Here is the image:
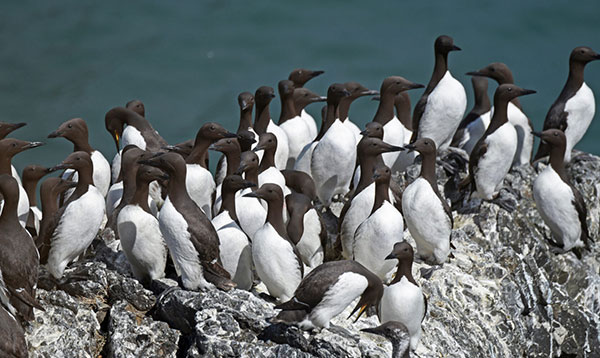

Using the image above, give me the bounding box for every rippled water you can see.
[1,0,599,173]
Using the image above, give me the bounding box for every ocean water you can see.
[1,0,599,174]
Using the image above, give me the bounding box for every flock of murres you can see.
[1,35,598,358]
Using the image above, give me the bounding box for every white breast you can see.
[533,166,583,250]
[91,150,111,197]
[459,111,491,155]
[30,206,42,234]
[280,116,313,169]
[10,165,21,186]
[300,109,319,141]
[344,119,363,143]
[379,276,425,350]
[111,151,122,184]
[213,211,253,290]
[305,272,368,329]
[340,183,375,259]
[158,197,211,290]
[294,141,318,177]
[352,201,404,281]
[266,120,290,170]
[296,208,324,268]
[258,166,290,196]
[252,222,302,301]
[473,122,517,200]
[402,178,452,264]
[418,71,467,150]
[564,82,595,162]
[105,182,123,216]
[122,126,146,150]
[17,182,30,228]
[506,102,533,166]
[186,164,215,219]
[235,187,267,239]
[117,204,167,281]
[381,118,415,173]
[47,186,105,279]
[311,119,357,206]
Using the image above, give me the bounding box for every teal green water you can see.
[1,1,599,173]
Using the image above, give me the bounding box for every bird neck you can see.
[187,137,211,167]
[23,179,39,207]
[278,95,296,125]
[337,97,354,121]
[487,97,509,134]
[219,187,238,222]
[0,157,13,176]
[41,191,60,220]
[474,89,491,114]
[373,91,396,125]
[0,190,19,225]
[266,199,287,238]
[566,60,586,93]
[371,179,390,215]
[259,148,276,173]
[166,170,191,203]
[549,143,568,182]
[391,259,416,286]
[254,103,271,135]
[356,153,383,195]
[238,108,253,132]
[315,102,337,141]
[243,168,259,189]
[285,211,304,245]
[395,93,413,131]
[224,151,241,177]
[120,166,139,207]
[391,342,410,358]
[419,151,437,188]
[426,52,449,93]
[71,136,94,155]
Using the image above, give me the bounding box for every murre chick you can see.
[244,184,303,301]
[532,129,590,254]
[451,76,492,155]
[0,174,44,323]
[117,164,169,285]
[411,35,467,150]
[273,260,383,330]
[362,321,412,358]
[352,165,404,281]
[139,152,235,291]
[253,86,290,170]
[311,83,354,206]
[48,117,111,197]
[379,242,427,352]
[402,138,453,264]
[46,152,106,279]
[534,46,600,163]
[466,62,534,166]
[212,174,256,290]
[462,84,535,208]
[0,138,44,228]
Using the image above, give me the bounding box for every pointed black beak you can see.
[403,144,416,153]
[594,53,600,60]
[241,100,252,111]
[360,90,380,96]
[452,45,462,51]
[234,163,248,175]
[409,83,425,90]
[11,122,27,131]
[519,89,537,96]
[311,70,325,78]
[47,131,61,138]
[385,252,396,260]
[371,95,381,101]
[531,131,543,138]
[241,181,256,189]
[223,131,238,138]
[313,96,327,102]
[465,71,482,76]
[360,327,382,335]
[243,192,260,199]
[26,141,44,149]
[50,163,68,172]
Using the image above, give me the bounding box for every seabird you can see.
[0,267,28,358]
[0,121,27,186]
[233,151,267,239]
[253,86,290,170]
[278,80,313,169]
[289,68,325,140]
[292,87,327,141]
[285,192,326,269]
[450,76,492,154]
[337,82,379,143]
[22,165,51,237]
[361,321,411,358]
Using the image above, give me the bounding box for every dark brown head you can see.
[22,165,51,184]
[235,151,259,175]
[126,100,145,117]
[253,132,278,152]
[358,137,403,157]
[472,76,489,96]
[104,108,126,152]
[288,69,324,88]
[381,76,425,96]
[385,241,414,264]
[285,192,312,217]
[434,35,461,54]
[344,82,379,100]
[281,170,317,201]
[48,118,89,144]
[51,151,93,172]
[136,164,168,185]
[372,164,391,184]
[360,122,384,139]
[163,140,194,157]
[494,84,536,104]
[222,174,256,195]
[293,88,327,112]
[41,177,77,198]
[255,86,276,106]
[570,46,600,65]
[195,122,237,143]
[238,92,255,111]
[531,129,566,148]
[209,137,240,155]
[243,183,283,204]
[137,152,186,178]
[0,122,26,140]
[327,83,351,105]
[0,139,44,161]
[278,80,295,98]
[403,137,437,156]
[236,130,256,152]
[466,62,514,84]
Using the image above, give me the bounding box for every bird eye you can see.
[76,157,81,160]
[490,68,495,72]
[268,190,273,193]
[553,132,558,136]
[227,140,231,144]
[581,50,585,54]
[68,124,72,128]
[268,139,273,143]
[12,143,16,147]
[210,126,215,130]
[252,158,256,162]
[507,87,512,91]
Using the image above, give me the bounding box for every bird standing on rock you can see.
[411,35,467,150]
[532,129,590,254]
[361,321,412,358]
[451,76,492,155]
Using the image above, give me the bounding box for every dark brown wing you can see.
[533,105,569,162]
[570,185,590,249]
[465,139,488,193]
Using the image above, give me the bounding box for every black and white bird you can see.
[244,184,303,301]
[139,152,235,291]
[411,35,467,150]
[22,165,51,237]
[451,76,492,155]
[273,260,383,330]
[338,82,379,142]
[361,321,412,358]
[379,242,427,352]
[234,151,267,239]
[534,46,600,163]
[289,68,325,140]
[253,86,289,170]
[532,129,590,254]
[402,138,453,264]
[285,192,326,269]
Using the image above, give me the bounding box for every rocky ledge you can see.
[25,153,600,358]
